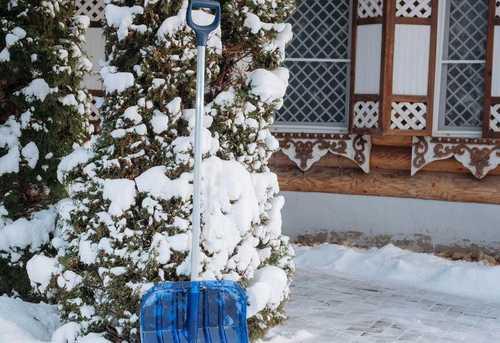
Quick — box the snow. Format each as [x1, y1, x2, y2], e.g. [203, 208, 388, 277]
[51, 322, 80, 343]
[150, 110, 169, 134]
[294, 244, 500, 303]
[242, 13, 292, 56]
[26, 255, 59, 293]
[58, 94, 79, 108]
[0, 296, 59, 343]
[135, 166, 192, 201]
[122, 106, 142, 124]
[79, 240, 98, 265]
[259, 244, 500, 343]
[57, 147, 95, 183]
[21, 141, 39, 168]
[5, 244, 500, 342]
[100, 67, 135, 94]
[105, 4, 144, 41]
[247, 266, 288, 317]
[102, 179, 137, 216]
[0, 145, 20, 175]
[20, 78, 55, 102]
[248, 68, 289, 107]
[0, 207, 57, 257]
[0, 26, 27, 62]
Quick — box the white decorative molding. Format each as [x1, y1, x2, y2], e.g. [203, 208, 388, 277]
[353, 101, 379, 129]
[391, 102, 427, 130]
[358, 0, 383, 18]
[396, 0, 432, 18]
[277, 133, 372, 173]
[491, 104, 500, 133]
[412, 136, 500, 179]
[75, 0, 105, 23]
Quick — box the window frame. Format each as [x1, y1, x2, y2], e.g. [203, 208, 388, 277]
[432, 0, 489, 138]
[273, 0, 353, 134]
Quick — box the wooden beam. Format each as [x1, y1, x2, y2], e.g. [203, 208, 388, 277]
[275, 166, 500, 205]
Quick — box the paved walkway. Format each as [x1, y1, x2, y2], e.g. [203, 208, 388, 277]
[264, 269, 500, 343]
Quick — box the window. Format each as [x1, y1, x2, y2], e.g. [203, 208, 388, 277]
[275, 0, 352, 132]
[434, 0, 489, 134]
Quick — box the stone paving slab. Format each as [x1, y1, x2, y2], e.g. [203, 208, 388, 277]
[265, 269, 500, 343]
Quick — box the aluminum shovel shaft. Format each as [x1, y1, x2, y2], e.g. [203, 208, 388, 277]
[190, 45, 205, 281]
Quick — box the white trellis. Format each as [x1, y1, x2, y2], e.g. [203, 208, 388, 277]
[396, 0, 432, 18]
[496, 0, 500, 18]
[75, 0, 105, 23]
[353, 101, 379, 129]
[490, 104, 500, 132]
[391, 102, 427, 130]
[358, 0, 383, 19]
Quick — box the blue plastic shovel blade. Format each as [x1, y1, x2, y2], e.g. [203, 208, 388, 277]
[140, 280, 249, 343]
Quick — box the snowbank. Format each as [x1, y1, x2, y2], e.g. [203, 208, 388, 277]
[0, 295, 59, 343]
[295, 244, 500, 303]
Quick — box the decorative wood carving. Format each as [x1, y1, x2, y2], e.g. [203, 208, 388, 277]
[353, 101, 380, 129]
[275, 133, 371, 173]
[358, 0, 383, 19]
[391, 102, 427, 130]
[412, 136, 500, 179]
[396, 0, 432, 18]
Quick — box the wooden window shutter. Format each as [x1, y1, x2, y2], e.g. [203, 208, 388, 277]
[382, 0, 438, 136]
[349, 0, 385, 134]
[350, 0, 438, 136]
[483, 0, 500, 138]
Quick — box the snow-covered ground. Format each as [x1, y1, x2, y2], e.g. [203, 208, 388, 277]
[2, 244, 500, 342]
[261, 245, 500, 343]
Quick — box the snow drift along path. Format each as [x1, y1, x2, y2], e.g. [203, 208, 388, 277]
[294, 244, 500, 303]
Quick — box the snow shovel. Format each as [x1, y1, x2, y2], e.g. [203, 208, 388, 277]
[140, 1, 250, 342]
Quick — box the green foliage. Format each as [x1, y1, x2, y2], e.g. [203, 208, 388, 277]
[0, 0, 90, 293]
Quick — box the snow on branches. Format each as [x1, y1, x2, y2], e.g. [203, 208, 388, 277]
[35, 0, 296, 341]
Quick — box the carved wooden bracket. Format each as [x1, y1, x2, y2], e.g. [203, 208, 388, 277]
[412, 136, 500, 179]
[275, 132, 371, 173]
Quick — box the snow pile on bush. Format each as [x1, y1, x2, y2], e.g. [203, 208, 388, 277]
[0, 207, 57, 263]
[29, 0, 295, 341]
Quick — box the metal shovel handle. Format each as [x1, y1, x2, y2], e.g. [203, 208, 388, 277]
[186, 0, 221, 46]
[186, 0, 221, 281]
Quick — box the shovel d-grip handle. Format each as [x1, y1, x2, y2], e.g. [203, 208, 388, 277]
[186, 0, 221, 46]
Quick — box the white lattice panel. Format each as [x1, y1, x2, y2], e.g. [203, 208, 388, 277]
[490, 104, 500, 132]
[90, 96, 103, 122]
[496, 1, 500, 18]
[358, 0, 383, 18]
[75, 0, 105, 23]
[396, 0, 432, 18]
[391, 102, 427, 130]
[353, 101, 379, 129]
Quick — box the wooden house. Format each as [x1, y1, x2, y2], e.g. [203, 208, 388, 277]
[78, 0, 500, 249]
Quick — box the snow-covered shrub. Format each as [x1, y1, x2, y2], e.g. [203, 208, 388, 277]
[0, 0, 91, 295]
[42, 0, 295, 341]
